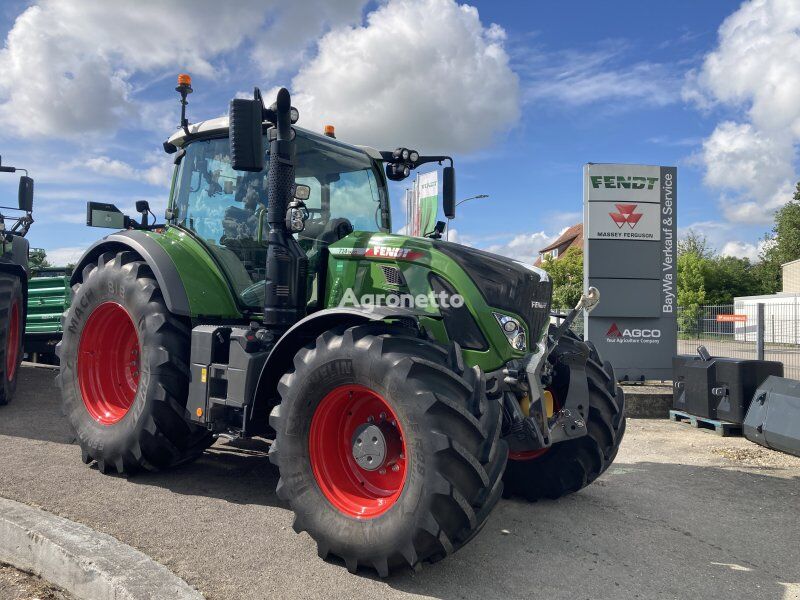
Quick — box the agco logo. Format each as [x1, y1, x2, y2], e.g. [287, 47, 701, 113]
[609, 204, 642, 229]
[606, 323, 661, 339]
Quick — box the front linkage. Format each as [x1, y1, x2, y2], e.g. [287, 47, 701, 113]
[495, 287, 601, 456]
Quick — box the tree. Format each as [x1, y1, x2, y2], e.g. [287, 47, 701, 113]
[28, 248, 50, 270]
[677, 250, 707, 335]
[678, 229, 713, 259]
[703, 255, 762, 304]
[541, 247, 583, 308]
[758, 182, 800, 293]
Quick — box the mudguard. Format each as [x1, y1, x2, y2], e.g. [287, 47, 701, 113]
[70, 231, 191, 316]
[251, 306, 421, 433]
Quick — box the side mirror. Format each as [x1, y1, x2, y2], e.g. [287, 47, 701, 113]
[442, 166, 456, 219]
[18, 176, 33, 212]
[87, 202, 126, 229]
[229, 97, 264, 172]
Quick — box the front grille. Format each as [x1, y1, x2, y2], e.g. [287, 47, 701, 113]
[434, 240, 552, 343]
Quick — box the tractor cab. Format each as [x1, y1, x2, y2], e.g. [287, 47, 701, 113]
[166, 124, 390, 311]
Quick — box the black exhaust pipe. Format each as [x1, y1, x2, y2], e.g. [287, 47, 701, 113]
[262, 88, 308, 330]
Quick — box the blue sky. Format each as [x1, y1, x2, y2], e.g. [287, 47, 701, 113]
[0, 0, 794, 265]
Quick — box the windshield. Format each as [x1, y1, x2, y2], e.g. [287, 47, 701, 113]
[170, 130, 389, 309]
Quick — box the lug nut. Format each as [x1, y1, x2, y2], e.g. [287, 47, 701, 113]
[391, 464, 400, 472]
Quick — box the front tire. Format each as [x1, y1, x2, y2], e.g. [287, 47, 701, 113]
[56, 251, 211, 474]
[269, 323, 506, 576]
[0, 273, 23, 405]
[503, 330, 626, 501]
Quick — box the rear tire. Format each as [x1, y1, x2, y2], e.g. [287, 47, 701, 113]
[269, 322, 506, 576]
[503, 330, 626, 501]
[56, 251, 212, 474]
[0, 273, 23, 405]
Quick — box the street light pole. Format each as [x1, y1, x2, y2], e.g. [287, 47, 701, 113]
[446, 194, 489, 241]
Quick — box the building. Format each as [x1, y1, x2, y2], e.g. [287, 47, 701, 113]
[534, 223, 583, 267]
[783, 258, 800, 293]
[734, 259, 800, 344]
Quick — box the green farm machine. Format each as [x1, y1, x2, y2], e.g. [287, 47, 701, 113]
[57, 76, 625, 575]
[0, 158, 34, 404]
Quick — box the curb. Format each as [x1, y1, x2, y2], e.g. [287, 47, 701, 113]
[0, 497, 203, 600]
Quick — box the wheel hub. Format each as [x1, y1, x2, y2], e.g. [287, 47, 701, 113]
[351, 420, 402, 472]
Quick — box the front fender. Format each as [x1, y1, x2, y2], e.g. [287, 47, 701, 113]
[72, 231, 192, 316]
[249, 306, 420, 434]
[71, 230, 241, 319]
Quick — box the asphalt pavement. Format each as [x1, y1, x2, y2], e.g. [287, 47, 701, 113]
[1, 366, 799, 600]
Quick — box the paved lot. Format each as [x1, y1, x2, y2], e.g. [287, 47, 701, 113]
[1, 366, 799, 600]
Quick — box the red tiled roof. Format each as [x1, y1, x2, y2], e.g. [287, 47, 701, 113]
[533, 223, 583, 267]
[540, 223, 583, 253]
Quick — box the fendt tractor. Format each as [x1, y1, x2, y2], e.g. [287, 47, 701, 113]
[57, 76, 625, 575]
[0, 157, 34, 405]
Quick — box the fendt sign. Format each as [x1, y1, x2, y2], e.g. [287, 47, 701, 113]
[584, 163, 677, 381]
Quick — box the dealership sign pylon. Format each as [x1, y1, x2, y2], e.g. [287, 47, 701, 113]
[583, 163, 677, 381]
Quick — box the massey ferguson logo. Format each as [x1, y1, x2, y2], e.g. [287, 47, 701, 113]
[606, 322, 661, 343]
[609, 204, 642, 229]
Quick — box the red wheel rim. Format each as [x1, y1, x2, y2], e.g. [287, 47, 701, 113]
[77, 302, 140, 425]
[509, 388, 560, 461]
[308, 384, 407, 518]
[6, 299, 19, 381]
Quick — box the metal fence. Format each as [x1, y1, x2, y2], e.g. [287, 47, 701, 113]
[677, 302, 800, 380]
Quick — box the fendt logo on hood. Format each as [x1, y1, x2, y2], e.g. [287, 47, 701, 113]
[606, 323, 661, 343]
[609, 204, 642, 229]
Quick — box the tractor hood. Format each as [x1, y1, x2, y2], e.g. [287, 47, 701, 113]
[430, 239, 553, 342]
[325, 232, 553, 370]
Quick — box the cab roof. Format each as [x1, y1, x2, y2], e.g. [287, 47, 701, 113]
[166, 116, 382, 160]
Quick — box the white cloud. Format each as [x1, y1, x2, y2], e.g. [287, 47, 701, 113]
[285, 0, 520, 153]
[685, 0, 800, 223]
[45, 246, 88, 266]
[524, 45, 678, 108]
[0, 0, 368, 138]
[82, 155, 171, 188]
[485, 231, 559, 264]
[720, 240, 761, 262]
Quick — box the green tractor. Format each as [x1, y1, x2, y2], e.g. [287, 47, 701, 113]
[0, 157, 34, 405]
[57, 78, 625, 576]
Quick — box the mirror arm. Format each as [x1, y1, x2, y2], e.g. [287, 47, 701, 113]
[378, 153, 453, 168]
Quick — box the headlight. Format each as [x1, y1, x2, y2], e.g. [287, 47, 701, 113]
[493, 312, 526, 351]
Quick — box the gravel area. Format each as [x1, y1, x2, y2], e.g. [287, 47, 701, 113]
[0, 563, 74, 600]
